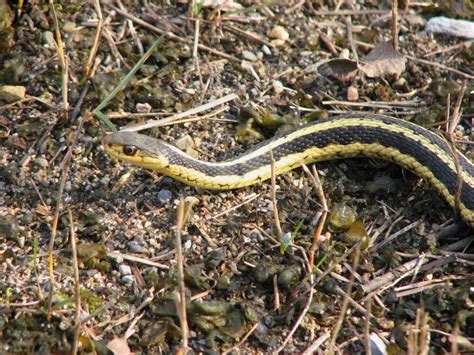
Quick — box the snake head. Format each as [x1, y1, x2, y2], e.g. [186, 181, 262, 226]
[102, 131, 171, 170]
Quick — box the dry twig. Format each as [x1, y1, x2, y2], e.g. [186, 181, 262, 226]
[391, 0, 399, 51]
[122, 93, 238, 132]
[301, 164, 328, 268]
[68, 209, 81, 355]
[175, 198, 189, 352]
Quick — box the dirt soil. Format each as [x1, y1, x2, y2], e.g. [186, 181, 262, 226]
[1, 1, 473, 354]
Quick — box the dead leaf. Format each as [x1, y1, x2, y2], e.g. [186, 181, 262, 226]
[360, 41, 406, 78]
[107, 337, 133, 355]
[317, 58, 359, 82]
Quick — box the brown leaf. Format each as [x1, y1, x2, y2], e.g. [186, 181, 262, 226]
[317, 58, 359, 82]
[107, 337, 133, 355]
[360, 41, 406, 78]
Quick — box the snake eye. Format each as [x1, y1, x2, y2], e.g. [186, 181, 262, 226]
[123, 145, 138, 156]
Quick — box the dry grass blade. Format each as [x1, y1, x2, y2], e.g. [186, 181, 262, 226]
[445, 80, 468, 217]
[391, 0, 399, 51]
[270, 150, 283, 238]
[68, 209, 81, 355]
[175, 198, 189, 352]
[82, 0, 104, 83]
[301, 164, 328, 268]
[46, 151, 71, 320]
[49, 0, 68, 115]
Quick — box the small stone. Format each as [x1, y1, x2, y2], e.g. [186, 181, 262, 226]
[261, 45, 272, 56]
[340, 48, 351, 59]
[42, 31, 56, 47]
[347, 86, 359, 101]
[0, 85, 26, 103]
[128, 241, 146, 254]
[118, 264, 132, 275]
[35, 157, 49, 168]
[157, 189, 173, 204]
[121, 275, 134, 284]
[172, 135, 194, 151]
[136, 102, 152, 113]
[241, 50, 258, 61]
[270, 39, 286, 47]
[272, 80, 284, 94]
[393, 77, 407, 90]
[63, 21, 76, 33]
[268, 25, 289, 41]
[405, 14, 426, 27]
[0, 216, 20, 240]
[184, 239, 192, 251]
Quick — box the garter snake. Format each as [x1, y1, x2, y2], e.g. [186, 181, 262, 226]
[102, 113, 474, 227]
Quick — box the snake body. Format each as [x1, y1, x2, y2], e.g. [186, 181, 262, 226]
[103, 113, 474, 227]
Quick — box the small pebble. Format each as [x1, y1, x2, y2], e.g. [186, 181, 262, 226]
[0, 85, 26, 102]
[118, 264, 132, 275]
[272, 80, 284, 94]
[347, 86, 359, 101]
[340, 48, 351, 59]
[172, 135, 194, 151]
[128, 241, 146, 254]
[261, 45, 272, 56]
[35, 157, 49, 168]
[121, 275, 134, 284]
[42, 31, 56, 47]
[157, 189, 173, 204]
[63, 21, 76, 33]
[241, 50, 258, 61]
[268, 25, 289, 41]
[136, 102, 152, 113]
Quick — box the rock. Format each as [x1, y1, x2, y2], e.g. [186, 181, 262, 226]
[157, 189, 173, 204]
[121, 275, 134, 284]
[268, 25, 289, 41]
[35, 157, 49, 168]
[241, 50, 258, 61]
[272, 80, 284, 94]
[347, 86, 359, 101]
[42, 31, 56, 47]
[0, 85, 26, 103]
[128, 241, 146, 254]
[63, 21, 76, 33]
[172, 135, 194, 151]
[261, 45, 272, 56]
[118, 264, 132, 275]
[0, 216, 20, 240]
